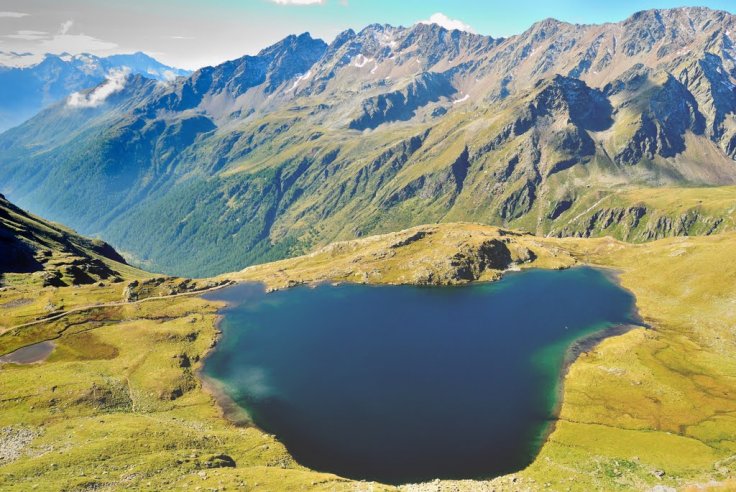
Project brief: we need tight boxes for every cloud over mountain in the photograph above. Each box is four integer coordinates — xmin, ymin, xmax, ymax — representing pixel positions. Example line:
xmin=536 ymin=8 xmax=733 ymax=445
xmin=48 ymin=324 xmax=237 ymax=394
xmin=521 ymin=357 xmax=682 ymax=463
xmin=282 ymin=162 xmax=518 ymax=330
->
xmin=67 ymin=68 xmax=129 ymax=108
xmin=419 ymin=12 xmax=476 ymax=33
xmin=0 ymin=11 xmax=28 ymax=18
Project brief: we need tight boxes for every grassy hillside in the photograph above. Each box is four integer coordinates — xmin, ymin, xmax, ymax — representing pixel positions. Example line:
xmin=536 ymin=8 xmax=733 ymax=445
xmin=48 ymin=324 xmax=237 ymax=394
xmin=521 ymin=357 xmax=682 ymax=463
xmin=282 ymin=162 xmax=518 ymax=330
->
xmin=0 ymin=198 xmax=387 ymax=491
xmin=0 ymin=192 xmax=136 ymax=284
xmin=2 ymin=208 xmax=736 ymax=490
xmin=0 ymin=195 xmax=227 ymax=330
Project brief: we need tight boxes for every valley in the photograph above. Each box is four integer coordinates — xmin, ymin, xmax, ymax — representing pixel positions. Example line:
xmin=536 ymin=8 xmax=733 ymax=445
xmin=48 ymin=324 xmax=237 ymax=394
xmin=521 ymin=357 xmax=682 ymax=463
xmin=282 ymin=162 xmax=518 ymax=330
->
xmin=4 ymin=8 xmax=736 ymax=277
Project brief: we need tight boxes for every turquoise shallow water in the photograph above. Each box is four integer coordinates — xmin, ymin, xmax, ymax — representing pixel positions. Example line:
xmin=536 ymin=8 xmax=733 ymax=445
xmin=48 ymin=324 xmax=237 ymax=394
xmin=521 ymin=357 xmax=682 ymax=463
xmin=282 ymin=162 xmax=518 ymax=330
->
xmin=203 ymin=267 xmax=639 ymax=484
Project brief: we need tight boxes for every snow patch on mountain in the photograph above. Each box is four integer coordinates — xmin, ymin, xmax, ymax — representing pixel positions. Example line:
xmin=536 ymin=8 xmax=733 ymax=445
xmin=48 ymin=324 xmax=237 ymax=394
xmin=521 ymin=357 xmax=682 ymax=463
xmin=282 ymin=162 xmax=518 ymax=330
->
xmin=289 ymin=70 xmax=312 ymax=91
xmin=354 ymin=54 xmax=374 ymax=68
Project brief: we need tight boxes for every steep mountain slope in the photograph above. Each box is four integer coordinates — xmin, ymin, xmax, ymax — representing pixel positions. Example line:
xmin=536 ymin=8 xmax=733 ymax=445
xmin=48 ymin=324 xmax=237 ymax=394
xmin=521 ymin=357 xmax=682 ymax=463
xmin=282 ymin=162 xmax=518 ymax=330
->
xmin=0 ymin=194 xmax=127 ymax=286
xmin=0 ymin=52 xmax=189 ymax=132
xmin=2 ymin=8 xmax=736 ymax=276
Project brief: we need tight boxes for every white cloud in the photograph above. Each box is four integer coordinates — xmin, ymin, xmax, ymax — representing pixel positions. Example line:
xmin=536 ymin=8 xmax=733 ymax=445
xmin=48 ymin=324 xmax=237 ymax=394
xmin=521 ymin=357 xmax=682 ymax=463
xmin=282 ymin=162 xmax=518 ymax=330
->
xmin=236 ymin=367 xmax=278 ymax=398
xmin=39 ymin=33 xmax=118 ymax=54
xmin=0 ymin=18 xmax=119 ymax=68
xmin=59 ymin=20 xmax=73 ymax=35
xmin=67 ymin=68 xmax=129 ymax=108
xmin=0 ymin=11 xmax=28 ymax=18
xmin=269 ymin=0 xmax=325 ymax=4
xmin=419 ymin=12 xmax=476 ymax=34
xmin=4 ymin=30 xmax=48 ymax=41
xmin=160 ymin=69 xmax=179 ymax=81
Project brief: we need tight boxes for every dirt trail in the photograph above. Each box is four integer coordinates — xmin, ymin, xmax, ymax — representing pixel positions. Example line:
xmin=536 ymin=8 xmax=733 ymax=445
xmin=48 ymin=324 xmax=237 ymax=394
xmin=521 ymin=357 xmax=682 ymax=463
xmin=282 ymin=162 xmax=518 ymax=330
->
xmin=2 ymin=282 xmax=234 ymax=335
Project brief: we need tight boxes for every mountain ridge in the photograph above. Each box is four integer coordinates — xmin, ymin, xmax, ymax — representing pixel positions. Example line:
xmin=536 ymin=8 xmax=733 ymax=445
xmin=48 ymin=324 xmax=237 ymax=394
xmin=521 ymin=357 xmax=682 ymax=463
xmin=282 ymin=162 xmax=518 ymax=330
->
xmin=2 ymin=7 xmax=736 ymax=276
xmin=0 ymin=193 xmax=128 ymax=286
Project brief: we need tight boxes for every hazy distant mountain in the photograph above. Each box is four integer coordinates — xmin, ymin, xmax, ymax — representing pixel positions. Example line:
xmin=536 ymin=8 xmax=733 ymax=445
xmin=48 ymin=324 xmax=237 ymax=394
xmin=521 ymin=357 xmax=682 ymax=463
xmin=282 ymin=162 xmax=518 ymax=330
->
xmin=2 ymin=7 xmax=736 ymax=276
xmin=0 ymin=51 xmax=189 ymax=132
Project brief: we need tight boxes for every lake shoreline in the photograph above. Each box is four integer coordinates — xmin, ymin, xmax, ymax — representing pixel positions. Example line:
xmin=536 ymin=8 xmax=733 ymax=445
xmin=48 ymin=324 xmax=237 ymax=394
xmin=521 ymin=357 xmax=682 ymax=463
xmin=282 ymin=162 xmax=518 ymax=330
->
xmin=539 ymin=322 xmax=643 ymax=447
xmin=197 ymin=266 xmax=643 ymax=485
xmin=0 ymin=340 xmax=56 ymax=365
xmin=538 ymin=265 xmax=648 ymax=454
xmin=196 ymin=306 xmax=257 ymax=428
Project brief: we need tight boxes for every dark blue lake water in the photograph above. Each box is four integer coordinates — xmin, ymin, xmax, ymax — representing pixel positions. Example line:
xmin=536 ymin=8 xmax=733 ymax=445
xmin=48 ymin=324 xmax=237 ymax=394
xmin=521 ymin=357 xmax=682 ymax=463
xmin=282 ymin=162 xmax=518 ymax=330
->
xmin=203 ymin=267 xmax=638 ymax=484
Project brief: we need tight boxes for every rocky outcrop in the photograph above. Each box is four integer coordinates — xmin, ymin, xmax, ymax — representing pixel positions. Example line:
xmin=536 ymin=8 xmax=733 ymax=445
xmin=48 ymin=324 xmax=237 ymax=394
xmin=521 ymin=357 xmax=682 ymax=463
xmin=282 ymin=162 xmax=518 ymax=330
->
xmin=233 ymin=224 xmax=571 ymax=290
xmin=382 ymin=146 xmax=471 ymax=207
xmin=123 ymin=277 xmax=232 ymax=302
xmin=551 ymin=205 xmax=727 ymax=241
xmin=0 ymin=195 xmax=125 ymax=285
xmin=349 ymin=72 xmax=456 ymax=130
xmin=499 ymin=180 xmax=537 ymax=220
xmin=614 ymin=75 xmax=705 ymax=165
xmin=446 ymin=239 xmax=514 ymax=281
xmin=547 ymin=197 xmax=575 ymax=220
xmin=532 ymin=75 xmax=613 ymax=131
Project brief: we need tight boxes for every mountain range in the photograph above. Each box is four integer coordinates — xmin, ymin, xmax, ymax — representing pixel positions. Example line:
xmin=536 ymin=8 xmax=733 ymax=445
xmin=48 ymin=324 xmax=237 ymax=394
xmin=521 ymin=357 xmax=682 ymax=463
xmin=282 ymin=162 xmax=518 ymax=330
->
xmin=0 ymin=51 xmax=190 ymax=132
xmin=2 ymin=7 xmax=736 ymax=276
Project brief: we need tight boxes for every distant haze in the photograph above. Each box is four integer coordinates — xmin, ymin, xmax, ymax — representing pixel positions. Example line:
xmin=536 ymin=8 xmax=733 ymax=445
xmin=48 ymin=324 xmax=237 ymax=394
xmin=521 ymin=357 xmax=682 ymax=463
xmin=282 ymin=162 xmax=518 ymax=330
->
xmin=1 ymin=0 xmax=735 ymax=70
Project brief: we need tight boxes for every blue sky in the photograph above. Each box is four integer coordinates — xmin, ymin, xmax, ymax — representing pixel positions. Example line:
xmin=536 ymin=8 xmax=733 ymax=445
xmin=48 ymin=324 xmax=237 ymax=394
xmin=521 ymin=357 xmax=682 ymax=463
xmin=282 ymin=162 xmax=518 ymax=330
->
xmin=246 ymin=0 xmax=736 ymax=37
xmin=1 ymin=0 xmax=735 ymax=69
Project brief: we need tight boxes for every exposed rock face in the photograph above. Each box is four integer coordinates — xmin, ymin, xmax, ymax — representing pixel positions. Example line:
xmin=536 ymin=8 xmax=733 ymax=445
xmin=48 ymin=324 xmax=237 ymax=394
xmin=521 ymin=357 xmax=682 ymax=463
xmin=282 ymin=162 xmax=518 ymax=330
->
xmin=548 ymin=198 xmax=574 ymax=220
xmin=382 ymin=146 xmax=470 ymax=207
xmin=533 ymin=75 xmax=614 ymax=132
xmin=446 ymin=239 xmax=514 ymax=281
xmin=123 ymin=277 xmax=232 ymax=302
xmin=203 ymin=454 xmax=236 ymax=469
xmin=151 ymin=33 xmax=327 ymax=113
xmin=349 ymin=72 xmax=456 ymax=130
xmin=4 ymin=8 xmax=736 ymax=276
xmin=551 ymin=205 xmax=728 ymax=241
xmin=614 ymin=75 xmax=705 ymax=165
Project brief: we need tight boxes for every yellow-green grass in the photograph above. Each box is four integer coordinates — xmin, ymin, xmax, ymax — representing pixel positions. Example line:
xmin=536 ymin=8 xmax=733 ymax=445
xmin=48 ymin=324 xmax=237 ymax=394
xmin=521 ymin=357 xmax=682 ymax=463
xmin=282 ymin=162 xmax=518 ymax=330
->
xmin=3 ymin=225 xmax=736 ymax=490
xmin=0 ymin=280 xmax=130 ymax=332
xmin=611 ymin=185 xmax=736 ymax=216
xmin=517 ymin=233 xmax=736 ymax=491
xmin=0 ymin=292 xmax=388 ymax=491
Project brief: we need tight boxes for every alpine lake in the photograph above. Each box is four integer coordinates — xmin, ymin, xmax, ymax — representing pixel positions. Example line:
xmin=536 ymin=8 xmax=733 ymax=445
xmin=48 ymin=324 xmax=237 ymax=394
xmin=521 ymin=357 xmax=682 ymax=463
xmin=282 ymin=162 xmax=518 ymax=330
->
xmin=203 ymin=267 xmax=640 ymax=484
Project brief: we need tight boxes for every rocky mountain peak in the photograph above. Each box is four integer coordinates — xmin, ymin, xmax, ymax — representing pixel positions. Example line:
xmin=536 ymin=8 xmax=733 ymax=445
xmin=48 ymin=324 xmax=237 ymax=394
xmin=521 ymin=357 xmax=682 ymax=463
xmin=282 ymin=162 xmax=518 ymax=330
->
xmin=256 ymin=32 xmax=327 ymax=92
xmin=5 ymin=8 xmax=736 ymax=276
xmin=531 ymin=75 xmax=612 ymax=130
xmin=524 ymin=17 xmax=573 ymax=42
xmin=258 ymin=32 xmax=326 ymax=59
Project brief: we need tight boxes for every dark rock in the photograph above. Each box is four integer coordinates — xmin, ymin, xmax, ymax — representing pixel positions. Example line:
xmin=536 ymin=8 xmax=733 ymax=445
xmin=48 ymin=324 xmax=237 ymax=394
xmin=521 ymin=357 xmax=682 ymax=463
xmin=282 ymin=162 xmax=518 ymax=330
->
xmin=548 ymin=198 xmax=574 ymax=220
xmin=203 ymin=454 xmax=236 ymax=469
xmin=349 ymin=72 xmax=456 ymax=130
